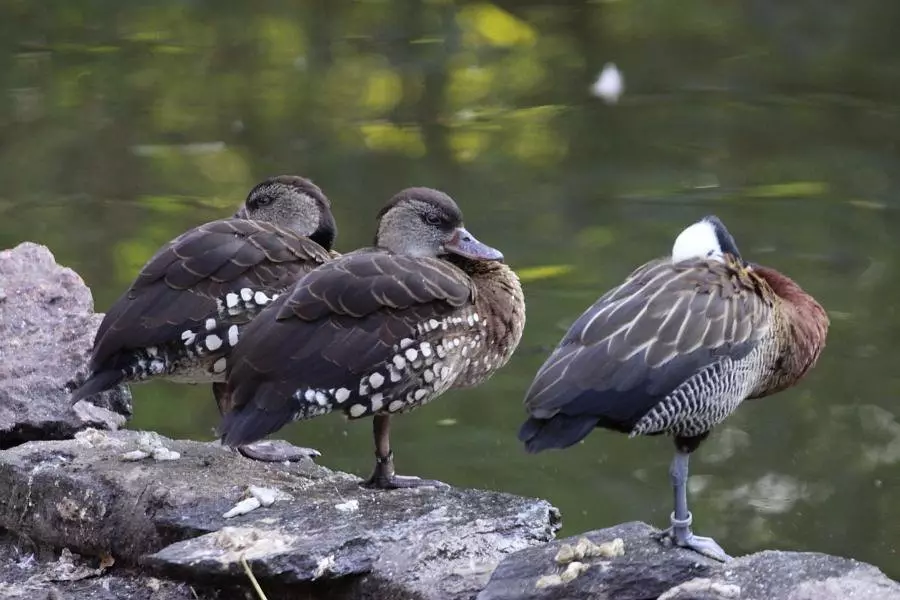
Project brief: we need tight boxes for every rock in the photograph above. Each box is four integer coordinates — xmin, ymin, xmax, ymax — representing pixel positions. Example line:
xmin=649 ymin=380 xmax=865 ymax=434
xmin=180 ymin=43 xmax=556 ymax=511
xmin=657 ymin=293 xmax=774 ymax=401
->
xmin=0 ymin=242 xmax=132 ymax=449
xmin=0 ymin=429 xmax=561 ymax=600
xmin=477 ymin=522 xmax=900 ymax=600
xmin=0 ymin=531 xmax=203 ymax=600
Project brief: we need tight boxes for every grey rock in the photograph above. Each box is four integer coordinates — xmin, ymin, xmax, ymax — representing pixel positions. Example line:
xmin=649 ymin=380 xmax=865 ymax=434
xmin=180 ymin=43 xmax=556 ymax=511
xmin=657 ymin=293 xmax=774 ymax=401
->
xmin=0 ymin=531 xmax=203 ymax=600
xmin=0 ymin=429 xmax=561 ymax=600
xmin=0 ymin=242 xmax=132 ymax=448
xmin=477 ymin=522 xmax=900 ymax=600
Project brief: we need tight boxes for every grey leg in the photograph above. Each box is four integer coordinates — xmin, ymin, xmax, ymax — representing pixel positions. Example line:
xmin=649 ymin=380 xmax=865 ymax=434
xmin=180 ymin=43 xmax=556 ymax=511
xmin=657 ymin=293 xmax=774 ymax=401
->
xmin=658 ymin=450 xmax=732 ymax=562
xmin=362 ymin=416 xmax=448 ymax=490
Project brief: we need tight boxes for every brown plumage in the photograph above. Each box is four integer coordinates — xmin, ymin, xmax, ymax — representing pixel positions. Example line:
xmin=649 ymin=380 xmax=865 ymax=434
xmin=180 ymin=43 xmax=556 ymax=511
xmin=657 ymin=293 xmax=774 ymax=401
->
xmin=220 ymin=187 xmax=525 ymax=489
xmin=519 ymin=215 xmax=828 ymax=561
xmin=70 ymin=176 xmax=338 ymax=460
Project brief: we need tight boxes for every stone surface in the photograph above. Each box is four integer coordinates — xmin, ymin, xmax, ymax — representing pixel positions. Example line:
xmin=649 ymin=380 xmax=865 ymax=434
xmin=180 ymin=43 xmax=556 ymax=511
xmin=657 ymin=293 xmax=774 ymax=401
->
xmin=0 ymin=242 xmax=132 ymax=449
xmin=0 ymin=428 xmax=561 ymax=600
xmin=477 ymin=522 xmax=900 ymax=600
xmin=0 ymin=530 xmax=205 ymax=600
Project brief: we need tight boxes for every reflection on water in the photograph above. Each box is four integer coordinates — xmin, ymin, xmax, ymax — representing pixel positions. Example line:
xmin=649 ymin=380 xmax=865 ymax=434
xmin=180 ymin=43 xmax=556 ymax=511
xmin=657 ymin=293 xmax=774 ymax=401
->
xmin=2 ymin=0 xmax=900 ymax=579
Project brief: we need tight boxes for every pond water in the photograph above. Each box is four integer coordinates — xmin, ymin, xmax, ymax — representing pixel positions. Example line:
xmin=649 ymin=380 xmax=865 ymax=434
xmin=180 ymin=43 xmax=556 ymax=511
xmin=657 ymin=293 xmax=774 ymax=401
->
xmin=2 ymin=0 xmax=900 ymax=579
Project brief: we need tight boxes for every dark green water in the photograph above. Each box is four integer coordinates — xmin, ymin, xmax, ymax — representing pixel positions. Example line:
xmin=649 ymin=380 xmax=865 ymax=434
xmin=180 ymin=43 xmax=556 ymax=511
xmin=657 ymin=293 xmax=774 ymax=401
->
xmin=2 ymin=0 xmax=900 ymax=579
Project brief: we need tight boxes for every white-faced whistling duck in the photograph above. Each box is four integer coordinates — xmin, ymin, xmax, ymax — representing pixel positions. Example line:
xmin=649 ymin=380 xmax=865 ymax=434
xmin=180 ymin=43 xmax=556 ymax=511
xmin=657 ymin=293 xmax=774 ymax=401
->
xmin=70 ymin=175 xmax=338 ymax=463
xmin=518 ymin=215 xmax=829 ymax=561
xmin=219 ymin=187 xmax=526 ymax=489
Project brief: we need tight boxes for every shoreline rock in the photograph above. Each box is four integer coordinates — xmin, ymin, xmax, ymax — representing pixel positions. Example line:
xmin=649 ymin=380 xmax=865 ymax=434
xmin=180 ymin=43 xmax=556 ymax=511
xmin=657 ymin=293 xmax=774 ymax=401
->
xmin=0 ymin=242 xmax=131 ymax=449
xmin=477 ymin=521 xmax=900 ymax=600
xmin=0 ymin=428 xmax=561 ymax=600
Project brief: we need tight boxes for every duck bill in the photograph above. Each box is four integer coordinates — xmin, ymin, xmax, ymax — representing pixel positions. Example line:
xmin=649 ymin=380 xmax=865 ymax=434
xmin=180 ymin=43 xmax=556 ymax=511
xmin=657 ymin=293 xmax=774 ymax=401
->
xmin=445 ymin=227 xmax=504 ymax=261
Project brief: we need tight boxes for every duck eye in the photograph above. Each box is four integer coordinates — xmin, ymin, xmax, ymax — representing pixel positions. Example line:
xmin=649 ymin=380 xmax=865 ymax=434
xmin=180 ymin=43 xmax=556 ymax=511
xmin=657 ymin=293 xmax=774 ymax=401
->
xmin=254 ymin=195 xmax=274 ymax=207
xmin=424 ymin=213 xmax=442 ymax=226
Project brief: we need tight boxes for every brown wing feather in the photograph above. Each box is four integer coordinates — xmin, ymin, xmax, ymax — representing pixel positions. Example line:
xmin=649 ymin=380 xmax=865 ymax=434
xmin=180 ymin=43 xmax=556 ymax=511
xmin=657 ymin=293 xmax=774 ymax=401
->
xmin=90 ymin=218 xmax=331 ymax=370
xmin=277 ymin=252 xmax=472 ymax=322
xmin=220 ymin=251 xmax=474 ymax=446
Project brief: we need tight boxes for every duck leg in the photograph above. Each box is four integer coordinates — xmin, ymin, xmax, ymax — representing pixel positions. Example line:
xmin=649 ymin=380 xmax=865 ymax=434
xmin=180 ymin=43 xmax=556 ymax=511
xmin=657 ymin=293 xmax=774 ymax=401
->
xmin=362 ymin=415 xmax=447 ymax=489
xmin=213 ymin=383 xmax=321 ymax=462
xmin=656 ymin=449 xmax=731 ymax=561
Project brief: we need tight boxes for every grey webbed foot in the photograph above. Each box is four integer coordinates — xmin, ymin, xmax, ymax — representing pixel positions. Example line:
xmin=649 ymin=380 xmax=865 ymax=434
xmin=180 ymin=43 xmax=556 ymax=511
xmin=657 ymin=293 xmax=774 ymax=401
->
xmin=361 ymin=473 xmax=449 ymax=490
xmin=361 ymin=451 xmax=449 ymax=490
xmin=237 ymin=440 xmax=321 ymax=462
xmin=655 ymin=511 xmax=732 ymax=562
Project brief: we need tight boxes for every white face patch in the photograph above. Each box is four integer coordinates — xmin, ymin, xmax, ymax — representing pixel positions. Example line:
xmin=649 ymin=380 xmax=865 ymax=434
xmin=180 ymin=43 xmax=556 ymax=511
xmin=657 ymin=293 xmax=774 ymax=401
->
xmin=671 ymin=220 xmax=723 ymax=263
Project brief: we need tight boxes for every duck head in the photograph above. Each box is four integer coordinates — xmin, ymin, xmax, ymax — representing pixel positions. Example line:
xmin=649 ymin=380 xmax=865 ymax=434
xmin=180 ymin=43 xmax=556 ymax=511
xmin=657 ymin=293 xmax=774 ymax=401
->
xmin=235 ymin=175 xmax=337 ymax=250
xmin=671 ymin=215 xmax=743 ymax=264
xmin=375 ymin=187 xmax=503 ymax=261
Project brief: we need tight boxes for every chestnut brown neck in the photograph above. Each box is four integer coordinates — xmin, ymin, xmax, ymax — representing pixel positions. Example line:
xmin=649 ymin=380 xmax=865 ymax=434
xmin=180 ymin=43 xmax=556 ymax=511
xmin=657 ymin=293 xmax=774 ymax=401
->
xmin=754 ymin=264 xmax=829 ymax=387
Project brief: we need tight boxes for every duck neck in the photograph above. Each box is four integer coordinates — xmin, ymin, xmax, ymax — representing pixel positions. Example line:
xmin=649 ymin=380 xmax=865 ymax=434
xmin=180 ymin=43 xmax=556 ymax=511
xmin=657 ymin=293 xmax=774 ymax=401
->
xmin=447 ymin=256 xmax=526 ymax=382
xmin=755 ymin=265 xmax=829 ymax=385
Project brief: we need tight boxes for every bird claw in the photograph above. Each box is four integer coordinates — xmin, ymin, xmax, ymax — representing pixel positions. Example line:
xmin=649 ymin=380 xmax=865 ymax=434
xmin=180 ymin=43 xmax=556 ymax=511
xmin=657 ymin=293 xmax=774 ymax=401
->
xmin=361 ymin=473 xmax=449 ymax=490
xmin=655 ymin=525 xmax=732 ymax=562
xmin=237 ymin=440 xmax=322 ymax=462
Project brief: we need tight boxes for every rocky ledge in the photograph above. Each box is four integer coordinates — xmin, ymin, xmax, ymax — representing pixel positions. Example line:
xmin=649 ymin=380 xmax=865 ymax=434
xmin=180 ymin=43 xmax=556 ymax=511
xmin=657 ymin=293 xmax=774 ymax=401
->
xmin=0 ymin=241 xmax=898 ymax=600
xmin=0 ymin=242 xmax=131 ymax=449
xmin=478 ymin=521 xmax=900 ymax=600
xmin=0 ymin=429 xmax=560 ymax=599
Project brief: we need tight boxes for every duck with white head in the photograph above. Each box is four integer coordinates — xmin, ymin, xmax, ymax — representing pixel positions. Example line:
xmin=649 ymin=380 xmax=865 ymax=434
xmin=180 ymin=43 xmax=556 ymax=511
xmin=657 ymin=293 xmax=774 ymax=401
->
xmin=518 ymin=215 xmax=829 ymax=562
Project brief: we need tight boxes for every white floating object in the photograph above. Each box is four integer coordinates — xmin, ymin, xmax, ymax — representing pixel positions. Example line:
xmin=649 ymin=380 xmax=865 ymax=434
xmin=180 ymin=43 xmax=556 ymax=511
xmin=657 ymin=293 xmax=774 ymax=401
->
xmin=152 ymin=447 xmax=181 ymax=461
xmin=121 ymin=450 xmax=150 ymax=462
xmin=335 ymin=499 xmax=359 ymax=513
xmin=591 ymin=62 xmax=623 ymax=104
xmin=223 ymin=497 xmax=261 ymax=519
xmin=248 ymin=485 xmax=277 ymax=507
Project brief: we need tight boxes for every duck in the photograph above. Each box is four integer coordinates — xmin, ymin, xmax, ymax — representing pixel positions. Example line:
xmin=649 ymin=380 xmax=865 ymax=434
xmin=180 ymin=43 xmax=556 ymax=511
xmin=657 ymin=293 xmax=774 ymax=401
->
xmin=517 ymin=215 xmax=828 ymax=561
xmin=71 ymin=175 xmax=339 ymax=462
xmin=218 ymin=187 xmax=525 ymax=489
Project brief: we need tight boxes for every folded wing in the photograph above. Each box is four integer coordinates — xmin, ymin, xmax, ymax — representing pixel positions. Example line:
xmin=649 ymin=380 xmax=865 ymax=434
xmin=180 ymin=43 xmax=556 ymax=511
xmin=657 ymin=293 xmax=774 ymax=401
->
xmin=519 ymin=257 xmax=773 ymax=452
xmin=221 ymin=251 xmax=474 ymax=445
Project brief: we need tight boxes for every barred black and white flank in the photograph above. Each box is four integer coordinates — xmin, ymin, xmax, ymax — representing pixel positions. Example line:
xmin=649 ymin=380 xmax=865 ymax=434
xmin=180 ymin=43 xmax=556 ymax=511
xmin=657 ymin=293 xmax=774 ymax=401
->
xmin=220 ymin=187 xmax=525 ymax=489
xmin=70 ymin=176 xmax=338 ymax=460
xmin=518 ymin=216 xmax=829 ymax=562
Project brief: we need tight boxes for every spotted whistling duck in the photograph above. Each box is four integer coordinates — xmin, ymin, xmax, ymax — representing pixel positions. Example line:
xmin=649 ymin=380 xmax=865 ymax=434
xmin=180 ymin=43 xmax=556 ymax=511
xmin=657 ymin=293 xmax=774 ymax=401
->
xmin=71 ymin=175 xmax=338 ymax=462
xmin=219 ymin=187 xmax=526 ymax=489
